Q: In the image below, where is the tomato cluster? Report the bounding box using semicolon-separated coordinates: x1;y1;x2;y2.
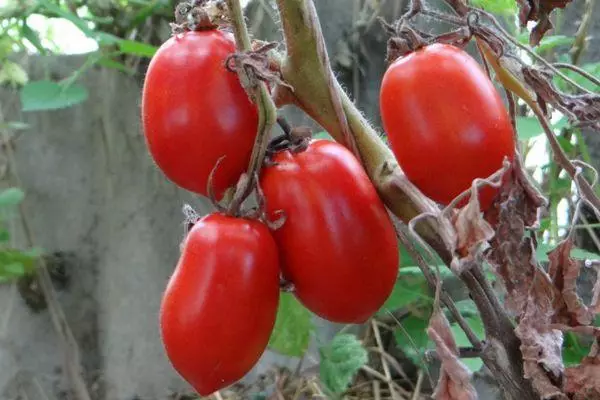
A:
142;29;399;396
142;26;514;397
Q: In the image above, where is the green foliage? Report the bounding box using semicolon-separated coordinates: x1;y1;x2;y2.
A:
21;80;89;111
470;0;516;15
554;58;600;93
517;33;575;53
118;39;158;58
517;116;569;141
268;293;313;357
379;265;452;314
0;248;40;282
0;187;25;206
536;243;600;263
319;333;368;395
562;332;591;367
450;317;484;372
393;313;431;367
393;303;485;373
0;188;41;283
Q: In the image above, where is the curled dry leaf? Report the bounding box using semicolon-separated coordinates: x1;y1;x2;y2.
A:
486;162;567;398
450;185;495;274
514;269;566;399
516;0;574;45
565;342;600;399
225;42;292;100
427;306;478;400
486;167;542;314
548;238;594;326
523;68;600;130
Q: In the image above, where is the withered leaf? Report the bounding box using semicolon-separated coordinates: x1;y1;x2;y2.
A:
450;190;495;273
427;307;478;400
515;270;566;399
517;0;574;45
486;169;540;314
548;238;594;326
565;343;600;399
523;67;600;131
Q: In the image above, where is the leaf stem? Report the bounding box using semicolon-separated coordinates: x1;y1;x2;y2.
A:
225;0;277;214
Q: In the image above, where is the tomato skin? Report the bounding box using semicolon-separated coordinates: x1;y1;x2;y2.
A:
260;140;399;323
159;214;279;396
379;43;515;209
142;30;258;197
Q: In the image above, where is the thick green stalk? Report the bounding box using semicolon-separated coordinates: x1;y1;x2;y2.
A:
275;0;454;261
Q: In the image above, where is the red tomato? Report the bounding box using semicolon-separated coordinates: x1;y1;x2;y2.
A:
159;213;279;396
379;43;515;209
260;140;399;323
142;30;258;198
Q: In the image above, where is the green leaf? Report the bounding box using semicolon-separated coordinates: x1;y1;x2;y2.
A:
537;243;600;263
97;57;135;74
38;0;95;37
563;332;591;367
470;0;516;14
0;248;40;280
451;317;485;372
319;334;368;395
535;35;574;53
21;80;88;111
379;266;453;314
268;293;313;357
554;62;600;93
313;131;334;141
0;60;28;86
21;21;46;55
130;0;162;29
451;299;479;318
0;229;10;242
393;314;432;367
0;188;24;207
118;39;158;58
517;117;544;140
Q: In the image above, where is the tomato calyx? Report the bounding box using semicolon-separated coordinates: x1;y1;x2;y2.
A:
265;119;314;163
203;158;286;230
171;1;227;34
225;42;292;100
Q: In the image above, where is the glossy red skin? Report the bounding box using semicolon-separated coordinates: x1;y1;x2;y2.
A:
142;30;258;197
379;43;515;209
260;140;399;323
159;214;279;396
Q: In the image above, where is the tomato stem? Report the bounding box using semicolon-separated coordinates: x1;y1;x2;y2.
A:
224;0;278;216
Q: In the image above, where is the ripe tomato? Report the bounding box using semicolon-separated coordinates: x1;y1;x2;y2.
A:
142;30;258;198
260;140;399;323
159;214;279;396
379;43;515;209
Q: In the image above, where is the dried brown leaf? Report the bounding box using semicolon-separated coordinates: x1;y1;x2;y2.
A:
427;307;478;400
515;270;566;399
450;191;495;273
486;179;539;313
565;343;600;399
548;238;594;326
523;67;600;130
517;0;574;45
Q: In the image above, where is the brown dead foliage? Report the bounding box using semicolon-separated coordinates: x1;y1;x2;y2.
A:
516;0;574;45
427;306;478;400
